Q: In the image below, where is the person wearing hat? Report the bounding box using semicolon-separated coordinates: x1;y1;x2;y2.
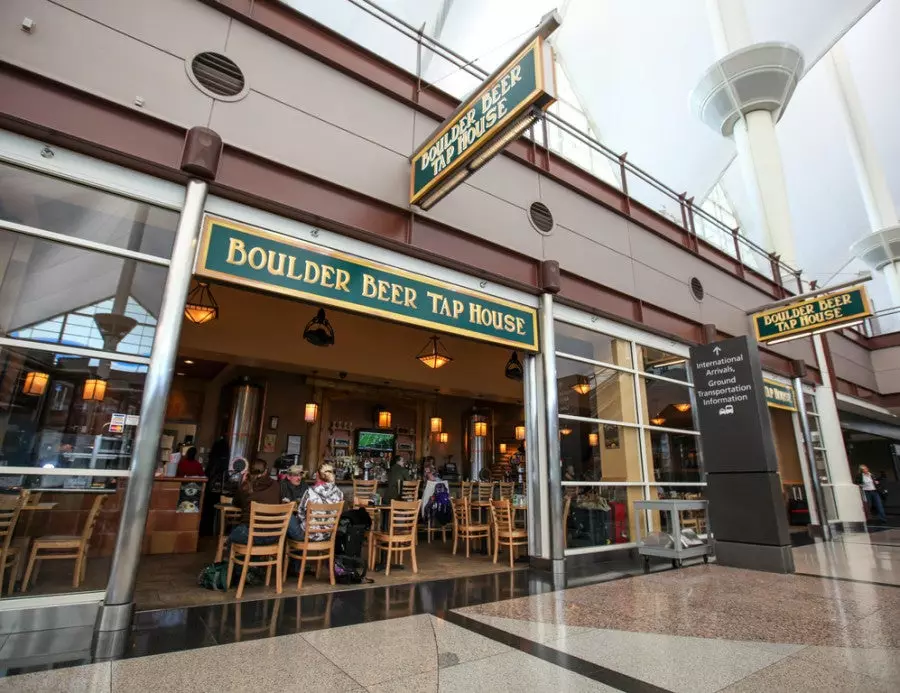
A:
280;464;309;506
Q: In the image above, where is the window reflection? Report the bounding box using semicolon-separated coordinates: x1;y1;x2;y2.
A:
637;344;689;381
554;322;633;367
641;377;695;431
557;358;637;423
564;485;634;546
646;431;702;483
560;424;641;483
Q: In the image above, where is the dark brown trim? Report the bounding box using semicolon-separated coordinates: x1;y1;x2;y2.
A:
869;332;900;349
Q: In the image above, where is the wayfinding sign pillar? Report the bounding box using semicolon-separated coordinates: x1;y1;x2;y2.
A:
690;336;794;573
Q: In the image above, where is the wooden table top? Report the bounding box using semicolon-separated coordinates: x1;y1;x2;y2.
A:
22;502;58;511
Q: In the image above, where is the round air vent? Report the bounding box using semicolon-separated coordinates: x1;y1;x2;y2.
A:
187;52;247;100
529;201;554;234
690;277;705;301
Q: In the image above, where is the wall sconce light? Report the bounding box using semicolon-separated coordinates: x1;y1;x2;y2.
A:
184;281;219;324
674;403;691;413
504;351;523;380
588;432;599;447
82;377;107;402
571;375;591;395
515;425;526;441
303;308;335;347
430;416;443;433
559;426;572;436
416;335;452;369
304;402;319;423
650;416;665;426
439;432;449;444
474;421;487;437
377;408;392;428
22;371;49;396
499;443;507;454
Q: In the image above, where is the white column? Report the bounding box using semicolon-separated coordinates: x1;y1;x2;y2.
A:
706;0;753;57
812;334;865;525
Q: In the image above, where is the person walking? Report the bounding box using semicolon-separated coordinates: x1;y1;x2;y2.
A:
858;464;887;524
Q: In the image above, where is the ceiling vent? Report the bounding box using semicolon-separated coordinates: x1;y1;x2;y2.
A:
187;52;247;100
529;201;554;234
690;277;705;302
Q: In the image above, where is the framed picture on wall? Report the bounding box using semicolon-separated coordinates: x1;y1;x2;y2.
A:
603;424;620;449
269;416;279;430
286;434;302;456
262;433;277;453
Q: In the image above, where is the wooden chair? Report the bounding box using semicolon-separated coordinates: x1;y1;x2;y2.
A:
401;480;421;502
215;494;242;562
227;501;293;599
22;494;106;591
283;501;343;589
451;497;490;557
490;499;528;568
459;481;473;501
498;482;515;501
369;500;421;576
0;491;27;596
353;480;378;505
471;482;495;526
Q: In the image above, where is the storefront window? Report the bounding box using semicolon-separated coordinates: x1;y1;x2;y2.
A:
0;162;178;258
557;358;637;423
640;377;696;431
637;344;689;382
560;424;641;482
646;431;702;483
564;485;636;546
555;322;632;367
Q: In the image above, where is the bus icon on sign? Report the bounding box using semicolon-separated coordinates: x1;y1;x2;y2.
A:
718;404;734;416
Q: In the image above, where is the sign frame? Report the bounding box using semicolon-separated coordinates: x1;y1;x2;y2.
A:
752;286;871;344
409;36;556;206
194;215;539;352
763;378;797;412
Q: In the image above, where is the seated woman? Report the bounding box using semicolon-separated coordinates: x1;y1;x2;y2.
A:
229;459;303;546
296;462;344;541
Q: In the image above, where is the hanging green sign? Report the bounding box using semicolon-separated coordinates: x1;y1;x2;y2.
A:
763;379;796;412
753;286;871;344
195;216;538;351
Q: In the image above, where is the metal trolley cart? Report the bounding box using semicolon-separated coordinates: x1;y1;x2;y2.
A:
634;499;713;572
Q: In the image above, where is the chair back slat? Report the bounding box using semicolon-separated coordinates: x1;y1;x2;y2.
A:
388;500;420;537
304;502;343;542
247;501;294;542
498;482;515;500
0;490;27;551
490;499;514;534
400;480;420;502
476;482;494;502
451;497;470;529
353;480;378;503
459;481;473;500
81;495;107;544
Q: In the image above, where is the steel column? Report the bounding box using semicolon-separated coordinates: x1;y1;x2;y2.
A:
539;293;565;574
794;378;831;540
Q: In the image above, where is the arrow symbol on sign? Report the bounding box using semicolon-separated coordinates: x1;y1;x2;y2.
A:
713;346;722;355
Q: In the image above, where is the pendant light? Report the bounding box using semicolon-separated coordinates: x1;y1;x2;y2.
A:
184;282;219;325
439;431;449;444
22;371;49;396
515;425;526;441
650;416;665;426
304;402;319;423
377;408;392;428
674;403;691;413
571;375;591;395
83;377;107;402
430;416;443;434
504;351;523;380
559;426;572;436
303;308;335;347
499;443;507;454
416;335;452;369
474;421;487;437
588;432;599;447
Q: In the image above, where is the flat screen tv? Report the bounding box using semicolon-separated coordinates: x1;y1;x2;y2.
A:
356;430;395;453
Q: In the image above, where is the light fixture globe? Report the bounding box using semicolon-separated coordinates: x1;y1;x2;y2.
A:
303;308;335;347
416;335;452;369
650;416;665;426
184;282;219;325
571;375;591;395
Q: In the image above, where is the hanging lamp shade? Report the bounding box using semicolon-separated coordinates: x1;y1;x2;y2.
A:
303;308;335;347
499;443;507;454
650;416;665;426
83;377;107;402
439;431;449;444
515;425;526;441
559;426;572;436
377;408;392;428
416;335;452;369
674;403;691;413
22;371;49;396
94;313;138;347
474;421;487;437
430;416;443;433
504;351;523;380
184;282;219;325
571;375;591;395
588;432;599;447
304;402;319;423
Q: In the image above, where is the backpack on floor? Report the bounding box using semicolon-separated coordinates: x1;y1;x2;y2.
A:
333;555;369;584
336;509;372;559
198;561;229;591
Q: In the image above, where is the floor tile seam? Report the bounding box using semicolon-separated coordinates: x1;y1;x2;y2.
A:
296;630;373;691
438;610;674;693
709;649;805;693
793;571;900;590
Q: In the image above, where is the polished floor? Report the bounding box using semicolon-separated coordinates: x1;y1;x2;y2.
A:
2;529;898;692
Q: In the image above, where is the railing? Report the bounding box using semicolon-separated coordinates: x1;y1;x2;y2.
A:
280;0;809;294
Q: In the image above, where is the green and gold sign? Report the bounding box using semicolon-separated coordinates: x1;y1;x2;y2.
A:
753;286;871;344
195;216;539;351
763;379;796;411
410;36;556;207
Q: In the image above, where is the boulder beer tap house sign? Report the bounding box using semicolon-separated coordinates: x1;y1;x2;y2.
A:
752;286;871;344
409;18;559;210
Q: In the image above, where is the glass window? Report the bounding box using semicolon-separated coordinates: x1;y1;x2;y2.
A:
637;344;689;382
0;229;165;356
646;431;702;483
558;358;637;423
560;424;642;483
0;162;178;257
564;485;637;546
555;322;633;368
641;377;696;431
650;485;707;534
0;344;144;471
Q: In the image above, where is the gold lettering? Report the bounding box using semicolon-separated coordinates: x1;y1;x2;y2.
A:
515;317;526;335
452;300;464;319
377;280;390;302
391;283;404;305
427;291;443;313
320;265;335;288
226;237;247;266
303;260;320;284
503;314;515;332
286;256;304;280
404;287;417;308
335;269;351;292
266;251;287;276
362;274;377;298
469;302;481;325
247;247;266;271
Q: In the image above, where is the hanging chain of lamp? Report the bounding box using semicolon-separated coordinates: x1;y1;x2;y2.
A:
504;351;523;380
184;281;219;325
416;335;452;369
303;308;335;347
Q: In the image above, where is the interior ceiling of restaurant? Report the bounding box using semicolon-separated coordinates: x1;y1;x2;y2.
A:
178;283;525;403
282;0;898;319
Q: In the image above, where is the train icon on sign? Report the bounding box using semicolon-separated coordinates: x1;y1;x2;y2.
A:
718;404;734;416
